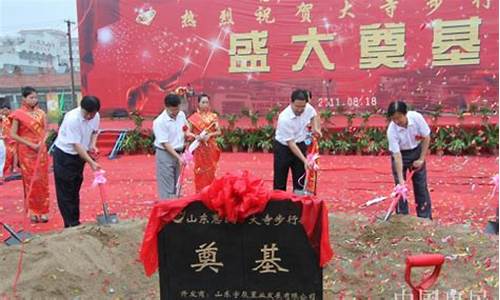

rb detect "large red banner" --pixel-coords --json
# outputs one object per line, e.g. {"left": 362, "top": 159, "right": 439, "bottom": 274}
{"left": 77, "top": 0, "right": 498, "bottom": 116}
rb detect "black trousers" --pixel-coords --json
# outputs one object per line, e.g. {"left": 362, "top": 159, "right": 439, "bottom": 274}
{"left": 391, "top": 144, "right": 432, "bottom": 219}
{"left": 273, "top": 140, "right": 307, "bottom": 191}
{"left": 53, "top": 147, "right": 85, "bottom": 227}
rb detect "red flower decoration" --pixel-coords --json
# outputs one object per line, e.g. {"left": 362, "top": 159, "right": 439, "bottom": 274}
{"left": 182, "top": 125, "right": 188, "bottom": 132}
{"left": 199, "top": 171, "right": 270, "bottom": 223}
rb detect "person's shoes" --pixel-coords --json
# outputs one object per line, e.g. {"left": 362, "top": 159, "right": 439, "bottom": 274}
{"left": 39, "top": 215, "right": 49, "bottom": 223}
{"left": 64, "top": 222, "right": 81, "bottom": 228}
{"left": 5, "top": 173, "right": 22, "bottom": 181}
{"left": 30, "top": 215, "right": 40, "bottom": 223}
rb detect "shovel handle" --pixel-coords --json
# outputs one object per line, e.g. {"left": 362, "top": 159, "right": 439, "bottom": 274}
{"left": 405, "top": 254, "right": 445, "bottom": 298}
{"left": 2, "top": 223, "right": 23, "bottom": 243}
{"left": 406, "top": 254, "right": 444, "bottom": 267}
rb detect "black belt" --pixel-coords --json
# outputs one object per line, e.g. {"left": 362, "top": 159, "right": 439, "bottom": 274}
{"left": 156, "top": 147, "right": 184, "bottom": 154}
{"left": 400, "top": 143, "right": 421, "bottom": 154}
{"left": 274, "top": 140, "right": 306, "bottom": 147}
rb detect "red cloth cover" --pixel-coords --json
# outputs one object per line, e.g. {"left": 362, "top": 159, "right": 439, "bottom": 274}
{"left": 139, "top": 171, "right": 333, "bottom": 276}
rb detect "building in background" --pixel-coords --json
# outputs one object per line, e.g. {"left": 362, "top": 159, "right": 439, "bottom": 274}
{"left": 0, "top": 29, "right": 80, "bottom": 120}
{"left": 0, "top": 29, "right": 79, "bottom": 75}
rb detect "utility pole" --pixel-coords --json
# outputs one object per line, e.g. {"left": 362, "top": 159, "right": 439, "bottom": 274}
{"left": 65, "top": 20, "right": 76, "bottom": 109}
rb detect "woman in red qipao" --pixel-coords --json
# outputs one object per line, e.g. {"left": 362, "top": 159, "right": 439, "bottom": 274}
{"left": 10, "top": 87, "right": 50, "bottom": 223}
{"left": 187, "top": 93, "right": 221, "bottom": 192}
{"left": 1, "top": 101, "right": 18, "bottom": 177}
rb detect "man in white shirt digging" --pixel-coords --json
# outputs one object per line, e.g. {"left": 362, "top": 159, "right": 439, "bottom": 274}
{"left": 387, "top": 100, "right": 432, "bottom": 219}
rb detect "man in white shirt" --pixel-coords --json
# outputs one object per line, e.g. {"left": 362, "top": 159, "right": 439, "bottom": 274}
{"left": 153, "top": 94, "right": 193, "bottom": 199}
{"left": 274, "top": 89, "right": 321, "bottom": 191}
{"left": 387, "top": 100, "right": 432, "bottom": 219}
{"left": 53, "top": 96, "right": 101, "bottom": 227}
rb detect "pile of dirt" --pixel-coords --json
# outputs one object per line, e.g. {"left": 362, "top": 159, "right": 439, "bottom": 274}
{"left": 0, "top": 214, "right": 497, "bottom": 299}
{"left": 0, "top": 220, "right": 159, "bottom": 299}
{"left": 324, "top": 214, "right": 498, "bottom": 298}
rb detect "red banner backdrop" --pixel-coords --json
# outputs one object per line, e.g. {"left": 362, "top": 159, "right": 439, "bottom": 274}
{"left": 77, "top": 0, "right": 498, "bottom": 116}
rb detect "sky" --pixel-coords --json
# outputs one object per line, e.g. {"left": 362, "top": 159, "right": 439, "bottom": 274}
{"left": 0, "top": 0, "right": 78, "bottom": 37}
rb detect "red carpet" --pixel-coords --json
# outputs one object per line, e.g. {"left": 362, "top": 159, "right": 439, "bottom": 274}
{"left": 0, "top": 153, "right": 498, "bottom": 239}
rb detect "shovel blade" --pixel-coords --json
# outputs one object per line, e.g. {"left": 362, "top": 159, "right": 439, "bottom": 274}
{"left": 484, "top": 220, "right": 499, "bottom": 235}
{"left": 4, "top": 230, "right": 32, "bottom": 246}
{"left": 96, "top": 202, "right": 119, "bottom": 225}
{"left": 96, "top": 213, "right": 119, "bottom": 225}
{"left": 293, "top": 189, "right": 314, "bottom": 196}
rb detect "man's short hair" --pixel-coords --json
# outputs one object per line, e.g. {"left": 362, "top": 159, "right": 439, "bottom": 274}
{"left": 387, "top": 100, "right": 408, "bottom": 117}
{"left": 291, "top": 89, "right": 309, "bottom": 102}
{"left": 80, "top": 95, "right": 101, "bottom": 113}
{"left": 165, "top": 94, "right": 181, "bottom": 107}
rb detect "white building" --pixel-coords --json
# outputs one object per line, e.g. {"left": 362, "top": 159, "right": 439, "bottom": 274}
{"left": 0, "top": 29, "right": 79, "bottom": 75}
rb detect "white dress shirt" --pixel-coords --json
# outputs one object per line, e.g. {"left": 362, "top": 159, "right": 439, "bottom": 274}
{"left": 387, "top": 111, "right": 431, "bottom": 153}
{"left": 153, "top": 110, "right": 187, "bottom": 150}
{"left": 55, "top": 107, "right": 100, "bottom": 155}
{"left": 275, "top": 103, "right": 317, "bottom": 146}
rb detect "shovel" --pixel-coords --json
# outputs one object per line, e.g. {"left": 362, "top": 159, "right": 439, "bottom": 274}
{"left": 94, "top": 171, "right": 119, "bottom": 225}
{"left": 294, "top": 171, "right": 315, "bottom": 196}
{"left": 405, "top": 254, "right": 445, "bottom": 300}
{"left": 484, "top": 207, "right": 499, "bottom": 235}
{"left": 2, "top": 222, "right": 32, "bottom": 246}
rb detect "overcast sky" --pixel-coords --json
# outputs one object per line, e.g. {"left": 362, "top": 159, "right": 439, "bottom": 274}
{"left": 0, "top": 0, "right": 78, "bottom": 36}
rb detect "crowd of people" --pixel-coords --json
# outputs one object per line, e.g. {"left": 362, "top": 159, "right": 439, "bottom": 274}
{"left": 0, "top": 86, "right": 433, "bottom": 229}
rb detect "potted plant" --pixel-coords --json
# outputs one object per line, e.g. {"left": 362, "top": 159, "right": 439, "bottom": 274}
{"left": 431, "top": 127, "right": 450, "bottom": 156}
{"left": 345, "top": 113, "right": 356, "bottom": 128}
{"left": 259, "top": 125, "right": 274, "bottom": 140}
{"left": 249, "top": 111, "right": 259, "bottom": 128}
{"left": 354, "top": 130, "right": 369, "bottom": 155}
{"left": 320, "top": 108, "right": 333, "bottom": 125}
{"left": 130, "top": 110, "right": 144, "bottom": 128}
{"left": 216, "top": 136, "right": 227, "bottom": 151}
{"left": 121, "top": 130, "right": 143, "bottom": 154}
{"left": 264, "top": 110, "right": 276, "bottom": 126}
{"left": 258, "top": 139, "right": 273, "bottom": 153}
{"left": 483, "top": 124, "right": 499, "bottom": 155}
{"left": 365, "top": 128, "right": 386, "bottom": 155}
{"left": 242, "top": 131, "right": 260, "bottom": 153}
{"left": 226, "top": 130, "right": 241, "bottom": 153}
{"left": 460, "top": 128, "right": 482, "bottom": 155}
{"left": 479, "top": 106, "right": 492, "bottom": 124}
{"left": 333, "top": 139, "right": 350, "bottom": 155}
{"left": 432, "top": 138, "right": 446, "bottom": 156}
{"left": 257, "top": 125, "right": 274, "bottom": 153}
{"left": 361, "top": 112, "right": 372, "bottom": 127}
{"left": 142, "top": 132, "right": 155, "bottom": 154}
{"left": 318, "top": 139, "right": 334, "bottom": 155}
{"left": 447, "top": 138, "right": 466, "bottom": 156}
{"left": 226, "top": 114, "right": 238, "bottom": 130}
